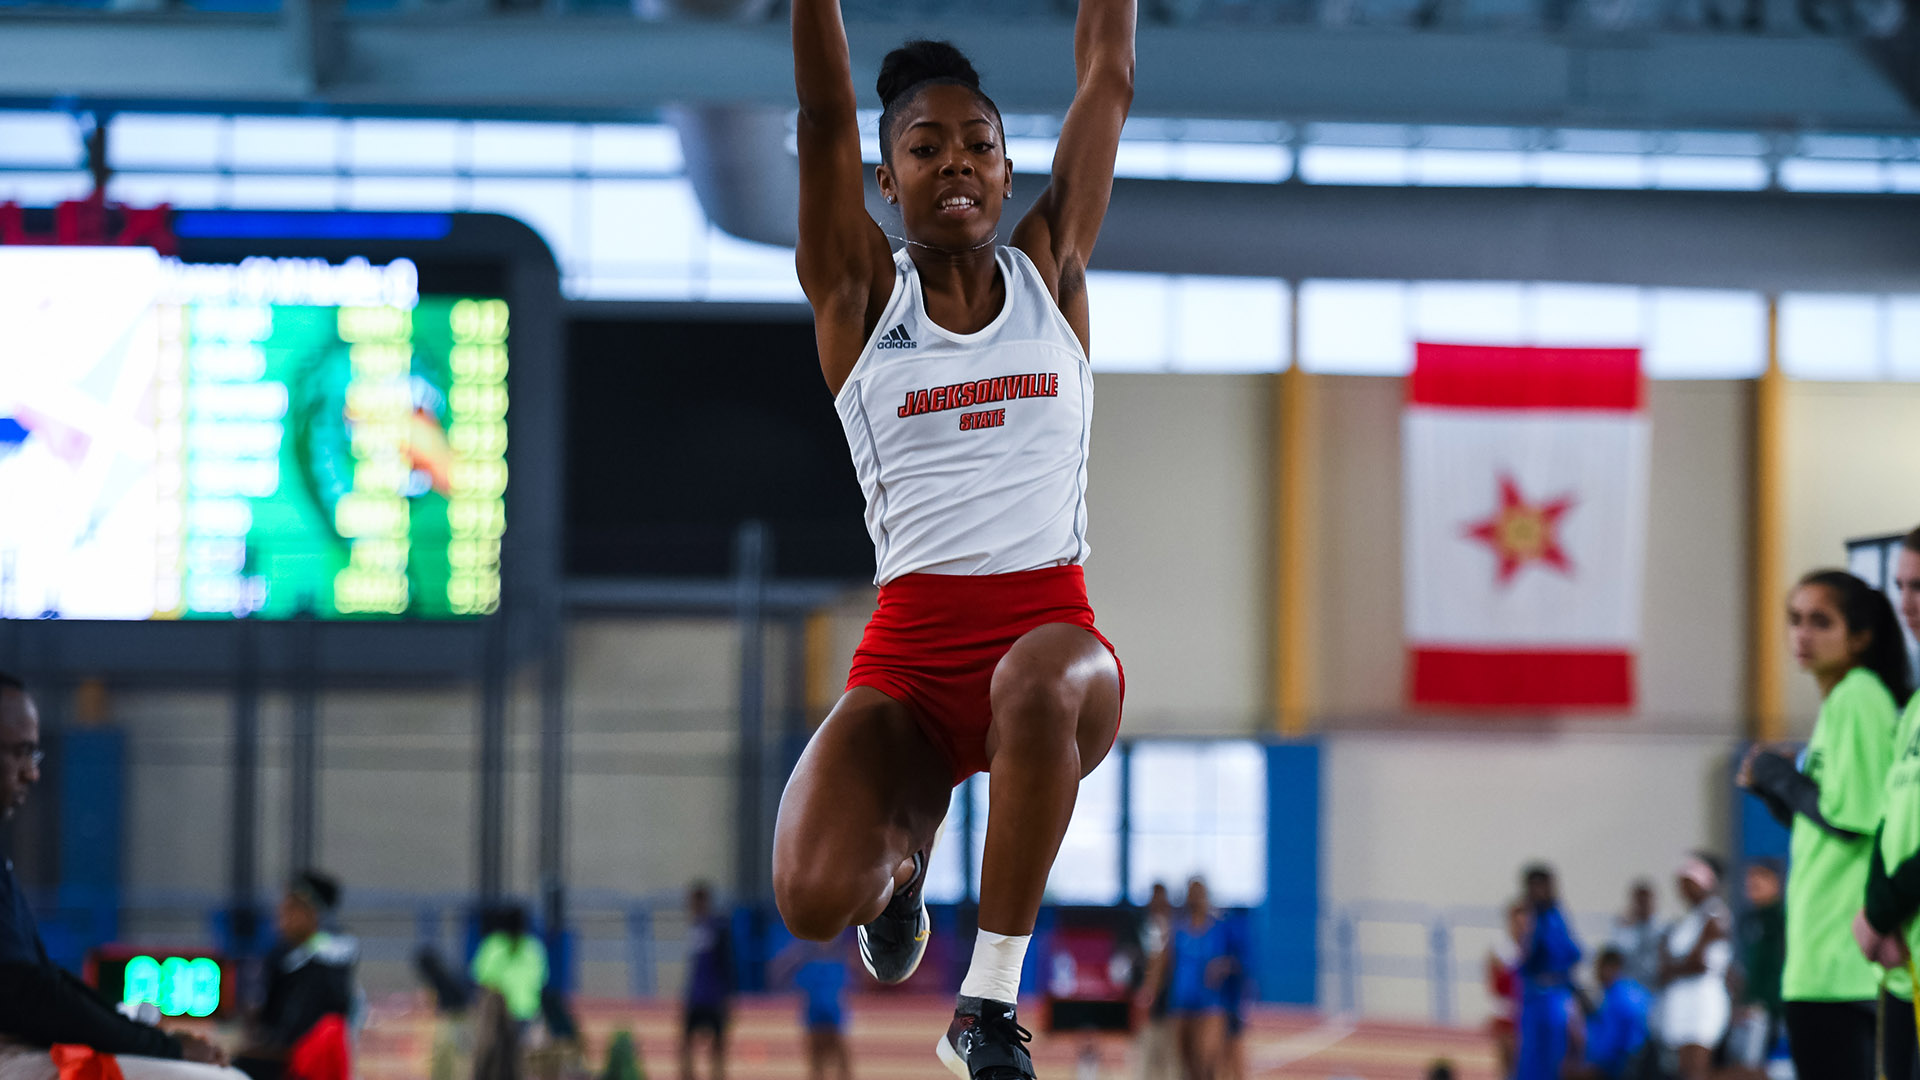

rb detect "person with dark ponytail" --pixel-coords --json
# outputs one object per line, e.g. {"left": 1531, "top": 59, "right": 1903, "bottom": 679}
{"left": 1739, "top": 568, "right": 1913, "bottom": 1079}
{"left": 776, "top": 0, "right": 1134, "bottom": 1074}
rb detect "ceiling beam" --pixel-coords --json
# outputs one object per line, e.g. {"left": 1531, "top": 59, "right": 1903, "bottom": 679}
{"left": 0, "top": 12, "right": 1912, "bottom": 132}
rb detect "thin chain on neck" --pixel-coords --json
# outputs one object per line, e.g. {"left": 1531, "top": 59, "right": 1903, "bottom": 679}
{"left": 891, "top": 232, "right": 998, "bottom": 255}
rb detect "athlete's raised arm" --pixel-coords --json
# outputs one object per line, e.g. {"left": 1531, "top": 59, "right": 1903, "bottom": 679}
{"left": 793, "top": 0, "right": 896, "bottom": 392}
{"left": 1011, "top": 0, "right": 1136, "bottom": 353}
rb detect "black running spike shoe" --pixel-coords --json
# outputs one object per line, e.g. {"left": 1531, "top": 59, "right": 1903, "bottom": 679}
{"left": 857, "top": 849, "right": 930, "bottom": 984}
{"left": 937, "top": 995, "right": 1035, "bottom": 1080}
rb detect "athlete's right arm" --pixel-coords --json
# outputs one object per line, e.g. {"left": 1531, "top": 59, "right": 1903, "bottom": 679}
{"left": 793, "top": 0, "right": 894, "bottom": 393}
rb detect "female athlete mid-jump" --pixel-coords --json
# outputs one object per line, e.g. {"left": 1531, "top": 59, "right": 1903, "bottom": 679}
{"left": 771, "top": 0, "right": 1135, "bottom": 1073}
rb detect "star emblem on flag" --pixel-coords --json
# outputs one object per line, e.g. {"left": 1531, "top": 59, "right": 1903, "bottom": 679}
{"left": 1464, "top": 474, "right": 1576, "bottom": 584}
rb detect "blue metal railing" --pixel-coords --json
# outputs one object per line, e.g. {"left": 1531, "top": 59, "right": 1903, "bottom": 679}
{"left": 41, "top": 891, "right": 1615, "bottom": 1027}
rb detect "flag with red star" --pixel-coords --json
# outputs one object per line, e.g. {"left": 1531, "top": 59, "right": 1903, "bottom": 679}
{"left": 1404, "top": 343, "right": 1649, "bottom": 709}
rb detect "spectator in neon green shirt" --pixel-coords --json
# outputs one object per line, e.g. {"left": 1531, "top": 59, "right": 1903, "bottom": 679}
{"left": 1858, "top": 527, "right": 1920, "bottom": 1080}
{"left": 470, "top": 905, "right": 549, "bottom": 1024}
{"left": 1740, "top": 569, "right": 1912, "bottom": 1080}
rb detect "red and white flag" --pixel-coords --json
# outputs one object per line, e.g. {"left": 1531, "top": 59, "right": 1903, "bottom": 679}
{"left": 1403, "top": 343, "right": 1649, "bottom": 709}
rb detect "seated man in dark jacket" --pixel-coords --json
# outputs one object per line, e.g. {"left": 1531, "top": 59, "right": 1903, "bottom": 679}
{"left": 0, "top": 672, "right": 241, "bottom": 1080}
{"left": 233, "top": 872, "right": 359, "bottom": 1080}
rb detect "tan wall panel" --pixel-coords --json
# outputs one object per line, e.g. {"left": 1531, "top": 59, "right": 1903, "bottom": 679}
{"left": 1781, "top": 382, "right": 1920, "bottom": 730}
{"left": 1081, "top": 373, "right": 1273, "bottom": 733}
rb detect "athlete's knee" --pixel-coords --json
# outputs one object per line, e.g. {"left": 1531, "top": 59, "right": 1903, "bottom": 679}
{"left": 989, "top": 663, "right": 1082, "bottom": 743}
{"left": 774, "top": 859, "right": 874, "bottom": 941}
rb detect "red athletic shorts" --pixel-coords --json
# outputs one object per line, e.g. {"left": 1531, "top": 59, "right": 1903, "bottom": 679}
{"left": 846, "top": 564, "right": 1124, "bottom": 784}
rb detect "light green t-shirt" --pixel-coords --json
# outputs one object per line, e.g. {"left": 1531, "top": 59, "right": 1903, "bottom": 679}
{"left": 1784, "top": 667, "right": 1899, "bottom": 1002}
{"left": 1878, "top": 693, "right": 1920, "bottom": 1000}
{"left": 471, "top": 932, "right": 549, "bottom": 1021}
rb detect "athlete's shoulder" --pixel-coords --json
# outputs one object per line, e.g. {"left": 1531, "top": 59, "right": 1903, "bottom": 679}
{"left": 1831, "top": 666, "right": 1899, "bottom": 720}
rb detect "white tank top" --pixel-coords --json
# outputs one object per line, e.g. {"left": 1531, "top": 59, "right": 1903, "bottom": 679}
{"left": 834, "top": 245, "right": 1093, "bottom": 586}
{"left": 1664, "top": 898, "right": 1734, "bottom": 983}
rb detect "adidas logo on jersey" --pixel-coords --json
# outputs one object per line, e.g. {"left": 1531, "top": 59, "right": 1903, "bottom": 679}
{"left": 876, "top": 324, "right": 917, "bottom": 350}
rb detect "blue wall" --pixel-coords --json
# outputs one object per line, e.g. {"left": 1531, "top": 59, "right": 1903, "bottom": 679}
{"left": 1258, "top": 741, "right": 1319, "bottom": 1004}
{"left": 48, "top": 728, "right": 124, "bottom": 967}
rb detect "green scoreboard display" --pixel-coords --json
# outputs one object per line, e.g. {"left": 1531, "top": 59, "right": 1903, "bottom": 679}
{"left": 89, "top": 947, "right": 231, "bottom": 1019}
{"left": 0, "top": 248, "right": 510, "bottom": 619}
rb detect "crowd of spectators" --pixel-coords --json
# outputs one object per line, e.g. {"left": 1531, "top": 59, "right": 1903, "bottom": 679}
{"left": 1488, "top": 527, "right": 1920, "bottom": 1080}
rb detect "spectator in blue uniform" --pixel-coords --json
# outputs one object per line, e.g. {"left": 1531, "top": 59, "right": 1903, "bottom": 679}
{"left": 1565, "top": 947, "right": 1651, "bottom": 1080}
{"left": 1216, "top": 916, "right": 1250, "bottom": 1080}
{"left": 1166, "top": 877, "right": 1237, "bottom": 1080}
{"left": 681, "top": 882, "right": 734, "bottom": 1080}
{"left": 775, "top": 933, "right": 853, "bottom": 1080}
{"left": 1515, "top": 863, "right": 1583, "bottom": 1080}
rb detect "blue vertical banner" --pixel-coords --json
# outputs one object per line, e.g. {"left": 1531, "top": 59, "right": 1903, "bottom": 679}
{"left": 56, "top": 728, "right": 125, "bottom": 962}
{"left": 1258, "top": 741, "right": 1319, "bottom": 1004}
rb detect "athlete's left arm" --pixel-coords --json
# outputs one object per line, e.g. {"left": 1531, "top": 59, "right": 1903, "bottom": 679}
{"left": 1865, "top": 821, "right": 1920, "bottom": 935}
{"left": 1010, "top": 0, "right": 1136, "bottom": 355}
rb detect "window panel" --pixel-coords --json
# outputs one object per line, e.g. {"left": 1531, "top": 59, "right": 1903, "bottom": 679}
{"left": 1087, "top": 272, "right": 1173, "bottom": 372}
{"left": 344, "top": 176, "right": 464, "bottom": 211}
{"left": 1888, "top": 297, "right": 1920, "bottom": 381}
{"left": 1642, "top": 289, "right": 1766, "bottom": 378}
{"left": 1113, "top": 141, "right": 1177, "bottom": 180}
{"left": 1412, "top": 149, "right": 1529, "bottom": 187}
{"left": 1525, "top": 283, "right": 1642, "bottom": 346}
{"left": 1299, "top": 145, "right": 1412, "bottom": 186}
{"left": 923, "top": 785, "right": 970, "bottom": 905}
{"left": 1529, "top": 152, "right": 1646, "bottom": 189}
{"left": 224, "top": 174, "right": 339, "bottom": 209}
{"left": 1299, "top": 280, "right": 1410, "bottom": 375}
{"left": 1411, "top": 281, "right": 1526, "bottom": 345}
{"left": 584, "top": 178, "right": 704, "bottom": 278}
{"left": 1170, "top": 276, "right": 1288, "bottom": 372}
{"left": 348, "top": 119, "right": 461, "bottom": 172}
{"left": 1174, "top": 143, "right": 1291, "bottom": 183}
{"left": 1779, "top": 293, "right": 1884, "bottom": 380}
{"left": 1779, "top": 158, "right": 1886, "bottom": 192}
{"left": 0, "top": 111, "right": 81, "bottom": 168}
{"left": 1649, "top": 155, "right": 1767, "bottom": 191}
{"left": 1127, "top": 741, "right": 1266, "bottom": 907}
{"left": 1003, "top": 137, "right": 1058, "bottom": 175}
{"left": 111, "top": 114, "right": 226, "bottom": 170}
{"left": 229, "top": 116, "right": 341, "bottom": 171}
{"left": 1045, "top": 755, "right": 1122, "bottom": 904}
{"left": 110, "top": 173, "right": 223, "bottom": 208}
{"left": 469, "top": 121, "right": 579, "bottom": 175}
{"left": 700, "top": 226, "right": 806, "bottom": 302}
{"left": 0, "top": 171, "right": 92, "bottom": 204}
{"left": 587, "top": 123, "right": 684, "bottom": 175}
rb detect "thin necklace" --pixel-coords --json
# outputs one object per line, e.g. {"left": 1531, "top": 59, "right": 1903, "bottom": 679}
{"left": 891, "top": 232, "right": 998, "bottom": 254}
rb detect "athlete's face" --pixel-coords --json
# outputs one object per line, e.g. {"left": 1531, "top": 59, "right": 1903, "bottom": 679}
{"left": 877, "top": 84, "right": 1011, "bottom": 252}
{"left": 1894, "top": 547, "right": 1920, "bottom": 642}
{"left": 1788, "top": 583, "right": 1868, "bottom": 680}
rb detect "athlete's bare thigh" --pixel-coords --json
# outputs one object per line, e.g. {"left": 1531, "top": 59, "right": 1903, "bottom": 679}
{"left": 772, "top": 686, "right": 952, "bottom": 940}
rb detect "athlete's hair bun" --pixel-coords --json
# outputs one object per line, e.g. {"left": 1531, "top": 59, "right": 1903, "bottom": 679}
{"left": 876, "top": 40, "right": 980, "bottom": 108}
